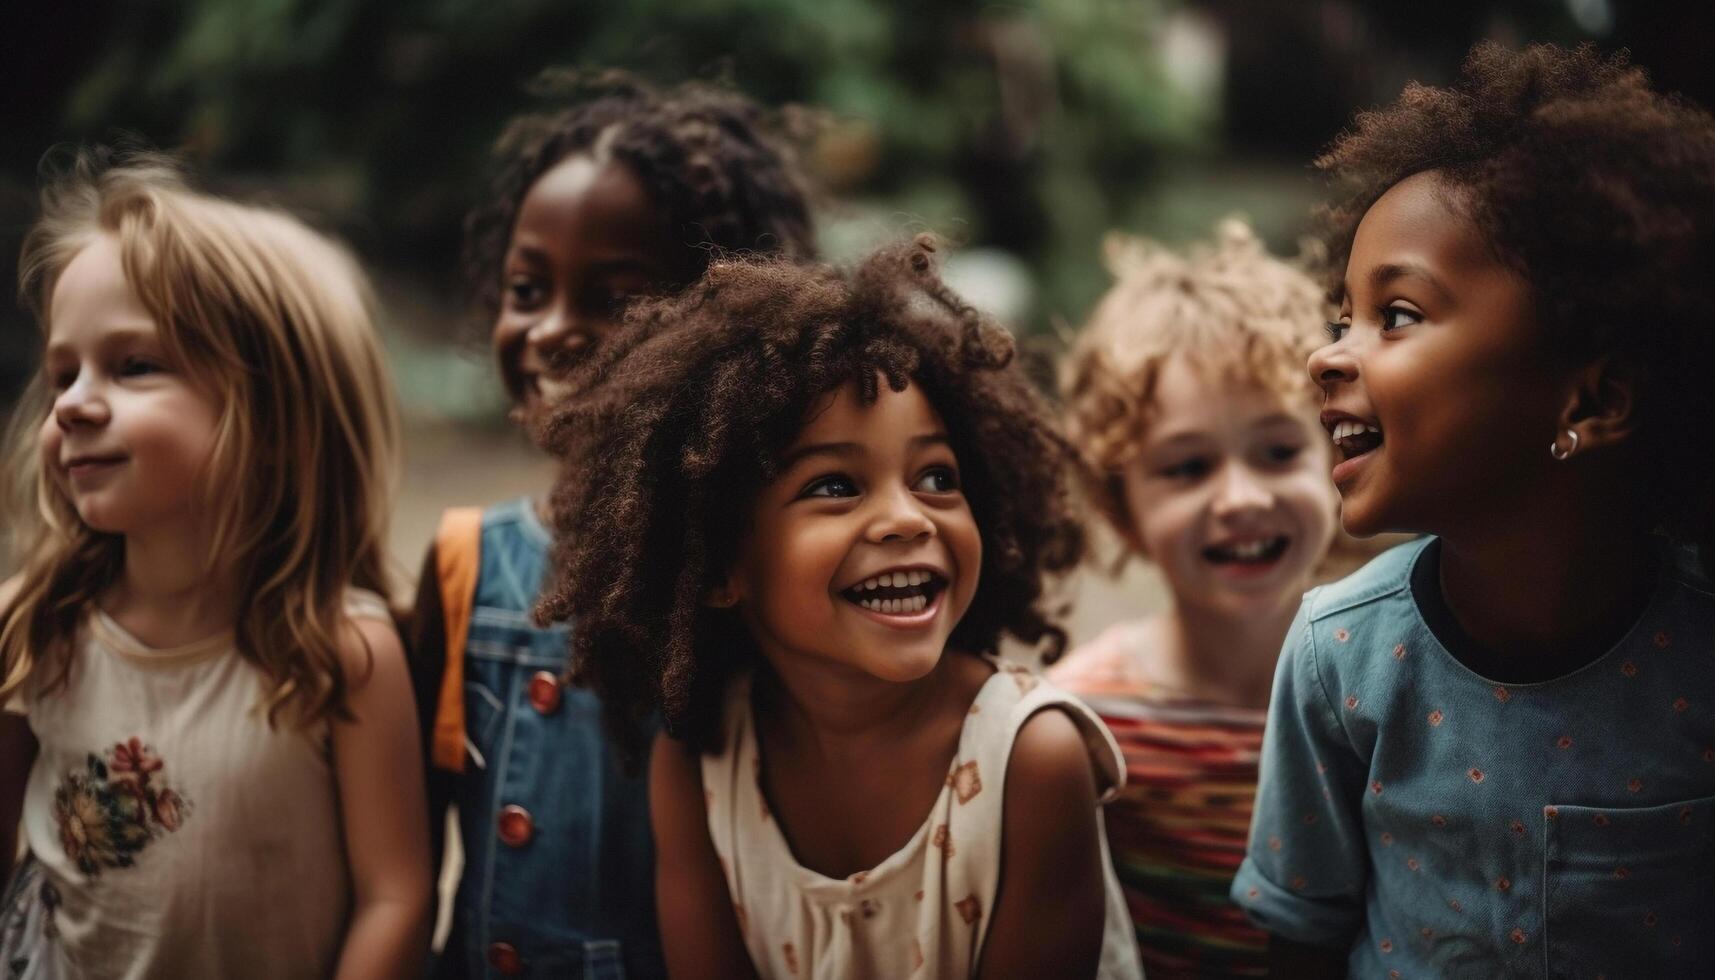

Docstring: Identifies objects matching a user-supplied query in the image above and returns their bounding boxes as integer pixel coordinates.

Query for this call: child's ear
[1556,356,1640,456]
[704,578,740,609]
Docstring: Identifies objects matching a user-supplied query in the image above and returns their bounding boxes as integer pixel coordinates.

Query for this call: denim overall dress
[441,498,663,979]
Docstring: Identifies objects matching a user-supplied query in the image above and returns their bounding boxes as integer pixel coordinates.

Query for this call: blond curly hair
[1061,219,1329,549]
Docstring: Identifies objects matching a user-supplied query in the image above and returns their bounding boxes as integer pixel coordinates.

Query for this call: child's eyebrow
[780,441,860,469]
[1366,262,1453,303]
[779,432,952,469]
[43,325,157,358]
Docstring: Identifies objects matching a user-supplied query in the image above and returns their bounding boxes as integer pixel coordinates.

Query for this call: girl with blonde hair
[0,154,431,978]
[1049,219,1340,978]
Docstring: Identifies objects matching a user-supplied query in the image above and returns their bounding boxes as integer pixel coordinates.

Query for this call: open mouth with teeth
[1331,419,1384,462]
[839,569,948,615]
[1203,536,1290,566]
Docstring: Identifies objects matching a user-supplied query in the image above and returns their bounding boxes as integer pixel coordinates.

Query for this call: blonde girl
[1050,221,1340,978]
[0,156,431,978]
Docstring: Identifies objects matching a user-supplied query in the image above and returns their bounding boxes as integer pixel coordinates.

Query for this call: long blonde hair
[1,155,401,726]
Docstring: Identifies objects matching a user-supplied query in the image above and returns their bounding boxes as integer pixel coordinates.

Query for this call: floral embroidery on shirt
[947,761,982,804]
[1654,630,1671,648]
[999,662,1039,694]
[52,737,192,878]
[954,893,982,925]
[1428,709,1445,726]
[1392,643,1406,660]
[1493,686,1511,704]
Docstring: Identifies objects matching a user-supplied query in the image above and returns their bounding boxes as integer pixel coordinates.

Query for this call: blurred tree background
[4,0,1709,425]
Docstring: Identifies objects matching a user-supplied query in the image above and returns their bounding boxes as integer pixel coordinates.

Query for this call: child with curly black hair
[1233,43,1715,978]
[534,238,1143,978]
[407,71,815,979]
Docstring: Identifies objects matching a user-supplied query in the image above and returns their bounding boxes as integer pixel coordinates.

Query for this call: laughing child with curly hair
[1234,43,1715,978]
[1050,220,1340,979]
[533,238,1143,979]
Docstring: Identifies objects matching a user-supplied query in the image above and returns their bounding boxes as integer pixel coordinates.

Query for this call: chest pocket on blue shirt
[1543,794,1715,977]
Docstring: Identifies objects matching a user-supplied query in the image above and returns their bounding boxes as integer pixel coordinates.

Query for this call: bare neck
[1154,593,1299,709]
[105,530,239,648]
[755,651,980,765]
[1437,484,1656,662]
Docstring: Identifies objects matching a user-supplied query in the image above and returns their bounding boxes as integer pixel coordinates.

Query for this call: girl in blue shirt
[1234,42,1715,978]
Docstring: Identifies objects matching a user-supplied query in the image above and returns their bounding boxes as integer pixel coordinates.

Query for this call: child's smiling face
[492,152,680,427]
[1310,171,1562,537]
[39,235,221,539]
[1124,354,1335,617]
[724,379,983,683]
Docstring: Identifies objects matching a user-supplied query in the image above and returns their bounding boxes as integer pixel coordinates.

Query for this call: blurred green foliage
[28,0,1209,331]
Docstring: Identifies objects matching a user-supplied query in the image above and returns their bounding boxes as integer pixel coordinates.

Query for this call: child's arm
[1,576,33,888]
[1229,603,1366,967]
[0,714,34,887]
[649,730,760,980]
[404,545,454,900]
[1269,935,1349,978]
[975,708,1106,980]
[332,616,435,979]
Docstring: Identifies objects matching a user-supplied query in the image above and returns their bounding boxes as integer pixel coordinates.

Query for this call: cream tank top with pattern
[701,658,1145,979]
[3,589,391,980]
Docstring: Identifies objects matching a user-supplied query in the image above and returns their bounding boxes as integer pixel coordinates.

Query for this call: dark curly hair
[462,69,817,319]
[1317,41,1715,564]
[534,237,1085,760]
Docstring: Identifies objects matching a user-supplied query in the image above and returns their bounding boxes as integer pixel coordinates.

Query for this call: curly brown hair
[462,69,817,319]
[534,237,1085,759]
[1316,41,1715,563]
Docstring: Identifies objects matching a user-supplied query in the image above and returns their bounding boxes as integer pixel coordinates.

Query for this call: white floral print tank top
[3,590,390,979]
[701,658,1144,979]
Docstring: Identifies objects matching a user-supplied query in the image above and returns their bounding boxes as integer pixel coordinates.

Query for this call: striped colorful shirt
[1052,621,1270,979]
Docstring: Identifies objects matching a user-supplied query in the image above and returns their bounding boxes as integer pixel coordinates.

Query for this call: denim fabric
[1233,538,1715,979]
[442,498,663,980]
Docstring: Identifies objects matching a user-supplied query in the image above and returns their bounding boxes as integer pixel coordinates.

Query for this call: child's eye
[1264,443,1304,464]
[119,357,163,378]
[800,474,858,499]
[1379,305,1422,331]
[46,368,77,391]
[1324,320,1349,342]
[913,466,960,494]
[1160,457,1212,480]
[506,277,546,309]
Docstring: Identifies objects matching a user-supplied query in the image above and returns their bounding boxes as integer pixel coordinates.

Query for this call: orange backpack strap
[430,507,484,773]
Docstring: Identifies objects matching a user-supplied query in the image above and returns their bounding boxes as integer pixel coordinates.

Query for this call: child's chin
[860,645,945,684]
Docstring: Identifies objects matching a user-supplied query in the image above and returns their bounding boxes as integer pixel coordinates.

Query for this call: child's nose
[1210,463,1272,516]
[1307,340,1357,390]
[53,377,110,430]
[868,486,935,543]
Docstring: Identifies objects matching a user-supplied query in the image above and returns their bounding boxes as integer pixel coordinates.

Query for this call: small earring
[1549,429,1580,461]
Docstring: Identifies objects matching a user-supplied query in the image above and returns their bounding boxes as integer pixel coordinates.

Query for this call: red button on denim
[498,804,534,847]
[528,671,562,715]
[487,941,524,975]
